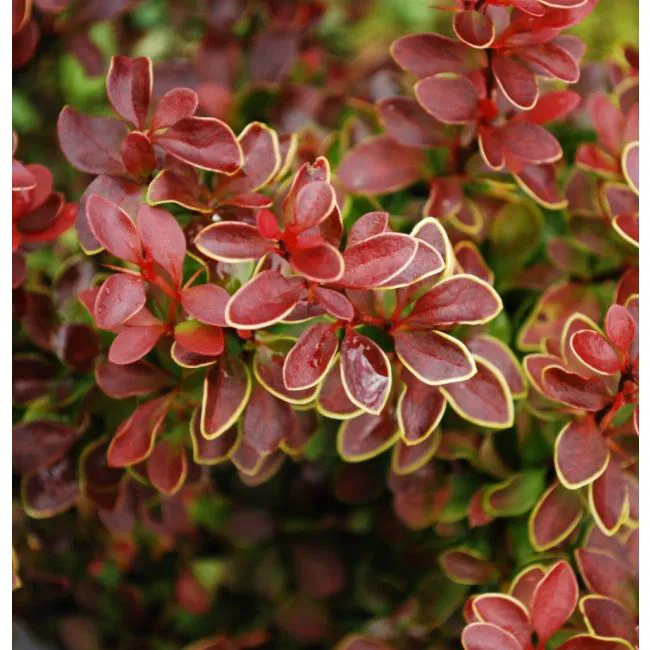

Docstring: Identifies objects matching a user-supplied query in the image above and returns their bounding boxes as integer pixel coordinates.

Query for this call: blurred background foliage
[13,0,638,183]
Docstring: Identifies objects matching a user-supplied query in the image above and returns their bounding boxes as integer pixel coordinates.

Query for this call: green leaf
[192,558,227,592]
[488,201,543,283]
[413,572,469,629]
[483,469,547,517]
[12,92,42,133]
[439,472,481,524]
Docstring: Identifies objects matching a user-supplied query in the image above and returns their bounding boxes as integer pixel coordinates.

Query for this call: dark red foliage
[12,2,640,650]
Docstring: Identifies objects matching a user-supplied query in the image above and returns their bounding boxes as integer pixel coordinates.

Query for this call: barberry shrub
[12,1,638,649]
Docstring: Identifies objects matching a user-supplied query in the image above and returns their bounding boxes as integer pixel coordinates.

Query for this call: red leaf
[516,42,580,83]
[441,549,498,586]
[461,623,522,650]
[612,213,639,246]
[575,144,619,176]
[19,197,76,248]
[589,459,628,534]
[317,358,361,419]
[588,93,623,155]
[539,0,592,7]
[575,548,637,611]
[579,596,638,646]
[391,33,486,77]
[510,566,546,611]
[291,243,344,283]
[51,323,98,372]
[221,122,281,194]
[283,324,339,391]
[346,211,390,249]
[395,330,475,387]
[466,335,526,397]
[626,296,639,361]
[501,122,562,164]
[95,360,171,398]
[175,321,224,356]
[146,441,186,495]
[340,330,391,415]
[136,204,187,285]
[283,157,331,217]
[441,357,514,428]
[293,181,336,230]
[195,221,272,262]
[86,194,140,263]
[604,304,635,355]
[622,141,639,195]
[338,413,398,462]
[13,0,31,34]
[614,267,639,311]
[377,97,447,149]
[154,116,243,173]
[171,341,219,369]
[411,216,452,268]
[12,253,25,290]
[397,373,446,445]
[493,54,539,109]
[225,270,303,329]
[531,560,578,645]
[109,324,164,365]
[454,241,493,284]
[453,10,495,48]
[120,131,156,178]
[391,433,440,475]
[256,208,282,240]
[57,106,126,175]
[150,88,198,132]
[405,275,501,327]
[530,482,583,551]
[22,457,78,519]
[555,418,609,488]
[338,135,426,195]
[556,635,632,650]
[202,356,251,438]
[12,159,36,191]
[94,274,146,330]
[342,233,417,289]
[224,194,273,211]
[380,239,445,289]
[230,439,268,477]
[520,90,581,125]
[254,342,317,405]
[181,284,229,326]
[107,396,170,467]
[13,421,80,474]
[147,168,209,212]
[13,18,39,69]
[106,56,152,129]
[77,175,143,254]
[283,410,318,455]
[542,366,611,410]
[313,286,354,321]
[242,385,291,454]
[514,163,567,209]
[570,330,621,375]
[415,76,479,124]
[190,416,238,465]
[471,595,531,648]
